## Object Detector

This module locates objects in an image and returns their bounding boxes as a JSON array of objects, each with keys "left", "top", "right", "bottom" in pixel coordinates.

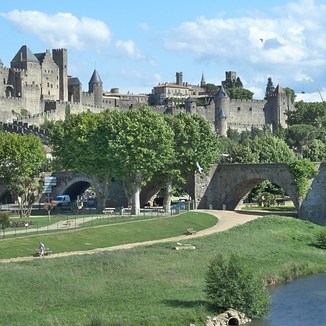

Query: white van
[{"left": 52, "top": 195, "right": 71, "bottom": 207}]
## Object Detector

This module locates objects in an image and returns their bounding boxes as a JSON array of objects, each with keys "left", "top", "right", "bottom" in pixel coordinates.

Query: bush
[
  {"left": 0, "top": 211, "right": 11, "bottom": 229},
  {"left": 316, "top": 230, "right": 326, "bottom": 249},
  {"left": 204, "top": 254, "right": 270, "bottom": 318}
]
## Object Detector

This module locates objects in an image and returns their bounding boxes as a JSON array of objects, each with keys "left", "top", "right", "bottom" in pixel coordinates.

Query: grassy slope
[
  {"left": 0, "top": 214, "right": 325, "bottom": 326},
  {"left": 0, "top": 212, "right": 216, "bottom": 259}
]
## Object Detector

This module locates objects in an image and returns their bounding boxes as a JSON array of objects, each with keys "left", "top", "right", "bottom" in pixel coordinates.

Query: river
[{"left": 247, "top": 273, "right": 326, "bottom": 326}]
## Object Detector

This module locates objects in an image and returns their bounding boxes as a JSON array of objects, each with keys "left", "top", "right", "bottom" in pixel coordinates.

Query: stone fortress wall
[{"left": 0, "top": 45, "right": 293, "bottom": 137}]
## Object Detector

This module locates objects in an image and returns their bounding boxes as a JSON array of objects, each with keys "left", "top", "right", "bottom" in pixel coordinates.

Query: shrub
[
  {"left": 316, "top": 230, "right": 326, "bottom": 249},
  {"left": 0, "top": 211, "right": 11, "bottom": 229},
  {"left": 204, "top": 254, "right": 271, "bottom": 318}
]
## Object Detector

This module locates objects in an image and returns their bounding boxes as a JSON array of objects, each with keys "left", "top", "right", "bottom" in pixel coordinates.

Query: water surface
[{"left": 248, "top": 273, "right": 326, "bottom": 326}]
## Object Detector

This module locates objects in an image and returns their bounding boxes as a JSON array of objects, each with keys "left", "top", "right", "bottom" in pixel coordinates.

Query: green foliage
[
  {"left": 65, "top": 103, "right": 71, "bottom": 117},
  {"left": 284, "top": 87, "right": 296, "bottom": 104},
  {"left": 287, "top": 101, "right": 326, "bottom": 127},
  {"left": 203, "top": 83, "right": 219, "bottom": 97},
  {"left": 285, "top": 124, "right": 319, "bottom": 157},
  {"left": 304, "top": 139, "right": 326, "bottom": 161},
  {"left": 20, "top": 108, "right": 30, "bottom": 116},
  {"left": 226, "top": 87, "right": 253, "bottom": 100},
  {"left": 264, "top": 77, "right": 275, "bottom": 99},
  {"left": 204, "top": 254, "right": 271, "bottom": 318},
  {"left": 0, "top": 211, "right": 10, "bottom": 229},
  {"left": 0, "top": 132, "right": 46, "bottom": 217},
  {"left": 288, "top": 159, "right": 318, "bottom": 198},
  {"left": 316, "top": 230, "right": 326, "bottom": 249},
  {"left": 228, "top": 135, "right": 295, "bottom": 163}
]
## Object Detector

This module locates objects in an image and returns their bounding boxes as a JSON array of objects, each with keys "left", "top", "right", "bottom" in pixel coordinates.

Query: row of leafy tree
[{"left": 1, "top": 95, "right": 325, "bottom": 217}]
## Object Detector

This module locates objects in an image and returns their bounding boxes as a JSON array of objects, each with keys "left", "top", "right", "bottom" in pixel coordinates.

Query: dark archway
[{"left": 62, "top": 181, "right": 91, "bottom": 201}]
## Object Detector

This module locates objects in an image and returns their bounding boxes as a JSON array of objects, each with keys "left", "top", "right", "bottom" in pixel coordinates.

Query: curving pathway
[{"left": 0, "top": 210, "right": 263, "bottom": 264}]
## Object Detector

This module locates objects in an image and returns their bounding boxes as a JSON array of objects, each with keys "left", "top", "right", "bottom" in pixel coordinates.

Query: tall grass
[{"left": 0, "top": 214, "right": 325, "bottom": 326}]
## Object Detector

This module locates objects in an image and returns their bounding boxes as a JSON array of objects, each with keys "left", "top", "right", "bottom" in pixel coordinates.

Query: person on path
[{"left": 39, "top": 242, "right": 45, "bottom": 258}]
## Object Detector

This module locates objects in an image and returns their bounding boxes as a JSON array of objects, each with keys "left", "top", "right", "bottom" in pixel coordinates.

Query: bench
[
  {"left": 34, "top": 249, "right": 53, "bottom": 257},
  {"left": 62, "top": 220, "right": 73, "bottom": 227},
  {"left": 103, "top": 207, "right": 116, "bottom": 215},
  {"left": 186, "top": 228, "right": 196, "bottom": 235}
]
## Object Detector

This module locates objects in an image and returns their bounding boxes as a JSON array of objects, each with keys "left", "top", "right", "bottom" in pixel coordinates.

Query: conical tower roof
[
  {"left": 274, "top": 84, "right": 285, "bottom": 94},
  {"left": 11, "top": 45, "right": 39, "bottom": 64},
  {"left": 215, "top": 84, "right": 228, "bottom": 99},
  {"left": 0, "top": 57, "right": 3, "bottom": 67},
  {"left": 89, "top": 69, "right": 103, "bottom": 85}
]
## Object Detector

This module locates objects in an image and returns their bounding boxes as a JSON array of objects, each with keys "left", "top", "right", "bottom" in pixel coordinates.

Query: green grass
[
  {"left": 242, "top": 205, "right": 296, "bottom": 212},
  {"left": 0, "top": 213, "right": 325, "bottom": 326},
  {"left": 0, "top": 212, "right": 216, "bottom": 259}
]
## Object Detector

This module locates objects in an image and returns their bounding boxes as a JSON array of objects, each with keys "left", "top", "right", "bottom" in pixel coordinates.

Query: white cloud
[
  {"left": 115, "top": 40, "right": 144, "bottom": 60},
  {"left": 1, "top": 10, "right": 111, "bottom": 50},
  {"left": 139, "top": 23, "right": 150, "bottom": 31},
  {"left": 163, "top": 1, "right": 326, "bottom": 86}
]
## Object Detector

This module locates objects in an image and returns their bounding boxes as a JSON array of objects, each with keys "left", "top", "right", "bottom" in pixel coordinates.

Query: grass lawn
[
  {"left": 0, "top": 212, "right": 216, "bottom": 259},
  {"left": 0, "top": 212, "right": 325, "bottom": 326}
]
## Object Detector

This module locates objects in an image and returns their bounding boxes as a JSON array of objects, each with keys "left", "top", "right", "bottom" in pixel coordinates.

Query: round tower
[
  {"left": 217, "top": 108, "right": 228, "bottom": 137},
  {"left": 185, "top": 97, "right": 196, "bottom": 114},
  {"left": 214, "top": 84, "right": 229, "bottom": 135},
  {"left": 88, "top": 69, "right": 103, "bottom": 107}
]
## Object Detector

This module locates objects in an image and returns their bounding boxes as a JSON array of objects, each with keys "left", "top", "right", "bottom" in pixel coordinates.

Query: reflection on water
[{"left": 248, "top": 273, "right": 326, "bottom": 326}]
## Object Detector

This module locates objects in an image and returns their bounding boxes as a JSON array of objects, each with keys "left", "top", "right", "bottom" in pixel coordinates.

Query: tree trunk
[
  {"left": 131, "top": 174, "right": 142, "bottom": 215},
  {"left": 163, "top": 179, "right": 173, "bottom": 213},
  {"left": 95, "top": 173, "right": 111, "bottom": 213}
]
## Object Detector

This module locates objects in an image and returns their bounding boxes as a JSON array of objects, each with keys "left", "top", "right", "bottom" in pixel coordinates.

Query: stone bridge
[
  {"left": 1, "top": 163, "right": 326, "bottom": 225},
  {"left": 194, "top": 163, "right": 326, "bottom": 225}
]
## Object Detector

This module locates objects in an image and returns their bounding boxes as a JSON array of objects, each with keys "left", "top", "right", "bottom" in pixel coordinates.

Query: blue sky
[{"left": 1, "top": 0, "right": 326, "bottom": 101}]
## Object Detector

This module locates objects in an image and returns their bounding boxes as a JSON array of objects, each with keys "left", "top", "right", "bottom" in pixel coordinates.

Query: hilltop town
[{"left": 0, "top": 45, "right": 293, "bottom": 138}]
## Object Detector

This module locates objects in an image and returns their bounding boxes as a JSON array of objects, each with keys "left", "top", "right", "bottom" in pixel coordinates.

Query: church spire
[{"left": 200, "top": 72, "right": 206, "bottom": 87}]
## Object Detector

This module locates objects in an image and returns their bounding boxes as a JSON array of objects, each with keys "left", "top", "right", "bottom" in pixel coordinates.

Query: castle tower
[
  {"left": 176, "top": 72, "right": 183, "bottom": 85},
  {"left": 88, "top": 69, "right": 103, "bottom": 107},
  {"left": 214, "top": 84, "right": 229, "bottom": 135},
  {"left": 10, "top": 45, "right": 41, "bottom": 107},
  {"left": 68, "top": 77, "right": 82, "bottom": 103},
  {"left": 185, "top": 97, "right": 196, "bottom": 114},
  {"left": 52, "top": 48, "right": 68, "bottom": 101},
  {"left": 265, "top": 84, "right": 289, "bottom": 132},
  {"left": 217, "top": 108, "right": 227, "bottom": 137}
]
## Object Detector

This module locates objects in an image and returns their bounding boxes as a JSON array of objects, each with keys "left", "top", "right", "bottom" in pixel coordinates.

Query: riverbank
[{"left": 0, "top": 211, "right": 325, "bottom": 326}]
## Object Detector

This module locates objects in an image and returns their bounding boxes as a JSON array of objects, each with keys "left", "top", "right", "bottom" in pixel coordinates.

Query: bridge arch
[
  {"left": 195, "top": 163, "right": 299, "bottom": 211},
  {"left": 50, "top": 171, "right": 95, "bottom": 201}
]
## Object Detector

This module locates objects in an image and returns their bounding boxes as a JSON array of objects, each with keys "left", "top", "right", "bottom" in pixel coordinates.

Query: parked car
[{"left": 52, "top": 195, "right": 71, "bottom": 207}]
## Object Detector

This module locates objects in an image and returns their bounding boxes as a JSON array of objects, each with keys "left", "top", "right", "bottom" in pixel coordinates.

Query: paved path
[{"left": 0, "top": 210, "right": 263, "bottom": 264}]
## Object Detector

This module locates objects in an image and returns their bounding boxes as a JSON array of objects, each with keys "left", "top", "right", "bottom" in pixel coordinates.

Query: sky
[{"left": 1, "top": 0, "right": 326, "bottom": 101}]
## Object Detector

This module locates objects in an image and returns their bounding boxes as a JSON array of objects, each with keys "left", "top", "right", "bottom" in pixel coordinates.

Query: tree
[
  {"left": 107, "top": 107, "right": 175, "bottom": 215},
  {"left": 0, "top": 132, "right": 46, "bottom": 217},
  {"left": 264, "top": 77, "right": 275, "bottom": 99},
  {"left": 228, "top": 135, "right": 296, "bottom": 163},
  {"left": 203, "top": 83, "right": 219, "bottom": 98},
  {"left": 160, "top": 113, "right": 221, "bottom": 211},
  {"left": 226, "top": 87, "right": 253, "bottom": 100},
  {"left": 304, "top": 139, "right": 326, "bottom": 161},
  {"left": 287, "top": 101, "right": 326, "bottom": 127},
  {"left": 50, "top": 111, "right": 111, "bottom": 210},
  {"left": 284, "top": 87, "right": 296, "bottom": 104},
  {"left": 285, "top": 124, "right": 319, "bottom": 157},
  {"left": 205, "top": 254, "right": 270, "bottom": 318}
]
